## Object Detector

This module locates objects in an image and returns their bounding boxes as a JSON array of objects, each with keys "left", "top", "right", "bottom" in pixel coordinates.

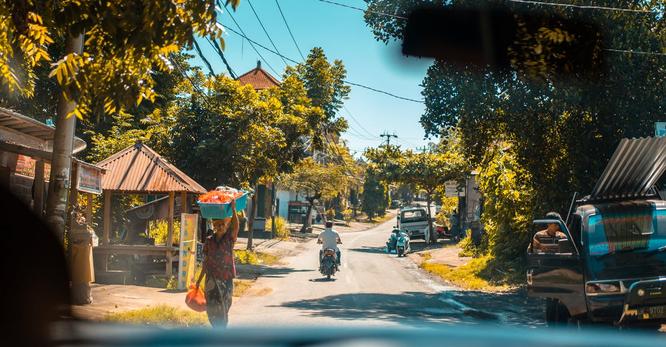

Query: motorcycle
[
  {"left": 386, "top": 229, "right": 410, "bottom": 257},
  {"left": 320, "top": 248, "right": 338, "bottom": 279},
  {"left": 396, "top": 232, "right": 410, "bottom": 257}
]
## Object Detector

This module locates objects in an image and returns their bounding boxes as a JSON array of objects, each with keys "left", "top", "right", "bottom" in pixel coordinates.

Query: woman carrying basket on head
[{"left": 195, "top": 199, "right": 239, "bottom": 327}]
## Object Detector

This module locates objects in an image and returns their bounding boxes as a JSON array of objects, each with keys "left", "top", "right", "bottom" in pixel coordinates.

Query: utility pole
[
  {"left": 380, "top": 132, "right": 398, "bottom": 146},
  {"left": 45, "top": 33, "right": 84, "bottom": 243}
]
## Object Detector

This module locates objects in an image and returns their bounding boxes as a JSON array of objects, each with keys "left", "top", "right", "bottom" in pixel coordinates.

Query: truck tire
[{"left": 545, "top": 299, "right": 570, "bottom": 326}]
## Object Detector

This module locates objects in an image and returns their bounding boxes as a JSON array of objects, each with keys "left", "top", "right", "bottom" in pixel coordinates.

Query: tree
[
  {"left": 361, "top": 169, "right": 388, "bottom": 220},
  {"left": 400, "top": 150, "right": 464, "bottom": 242},
  {"left": 280, "top": 158, "right": 352, "bottom": 232},
  {"left": 0, "top": 0, "right": 239, "bottom": 240},
  {"left": 284, "top": 47, "right": 351, "bottom": 145}
]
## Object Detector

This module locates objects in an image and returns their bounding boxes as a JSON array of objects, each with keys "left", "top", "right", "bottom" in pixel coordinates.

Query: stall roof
[
  {"left": 97, "top": 142, "right": 206, "bottom": 194},
  {"left": 590, "top": 137, "right": 666, "bottom": 201},
  {"left": 0, "top": 107, "right": 86, "bottom": 153}
]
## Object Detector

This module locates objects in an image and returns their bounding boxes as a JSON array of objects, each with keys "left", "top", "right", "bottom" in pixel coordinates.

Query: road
[{"left": 230, "top": 217, "right": 543, "bottom": 328}]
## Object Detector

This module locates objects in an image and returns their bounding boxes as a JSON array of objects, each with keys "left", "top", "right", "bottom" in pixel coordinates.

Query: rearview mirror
[{"left": 402, "top": 7, "right": 605, "bottom": 79}]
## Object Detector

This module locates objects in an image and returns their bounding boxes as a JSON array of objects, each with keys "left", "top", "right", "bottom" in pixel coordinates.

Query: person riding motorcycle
[{"left": 318, "top": 221, "right": 342, "bottom": 268}]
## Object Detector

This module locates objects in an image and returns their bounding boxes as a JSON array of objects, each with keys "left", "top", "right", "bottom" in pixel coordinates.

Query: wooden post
[
  {"left": 103, "top": 191, "right": 111, "bottom": 245},
  {"left": 166, "top": 191, "right": 175, "bottom": 276},
  {"left": 33, "top": 159, "right": 45, "bottom": 216},
  {"left": 86, "top": 193, "right": 93, "bottom": 229},
  {"left": 180, "top": 191, "right": 188, "bottom": 214}
]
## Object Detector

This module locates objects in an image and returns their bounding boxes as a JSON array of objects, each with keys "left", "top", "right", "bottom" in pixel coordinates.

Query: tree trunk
[
  {"left": 426, "top": 193, "right": 437, "bottom": 243},
  {"left": 246, "top": 191, "right": 257, "bottom": 250},
  {"left": 270, "top": 183, "right": 276, "bottom": 239},
  {"left": 300, "top": 199, "right": 314, "bottom": 233},
  {"left": 45, "top": 34, "right": 84, "bottom": 243}
]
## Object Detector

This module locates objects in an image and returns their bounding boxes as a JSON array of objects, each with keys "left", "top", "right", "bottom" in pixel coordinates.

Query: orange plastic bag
[{"left": 185, "top": 285, "right": 206, "bottom": 312}]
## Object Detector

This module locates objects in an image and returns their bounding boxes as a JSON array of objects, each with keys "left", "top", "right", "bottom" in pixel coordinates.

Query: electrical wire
[
  {"left": 206, "top": 37, "right": 238, "bottom": 78},
  {"left": 223, "top": 25, "right": 426, "bottom": 103},
  {"left": 247, "top": 0, "right": 289, "bottom": 67},
  {"left": 507, "top": 0, "right": 652, "bottom": 13},
  {"left": 316, "top": 0, "right": 407, "bottom": 20},
  {"left": 218, "top": 0, "right": 281, "bottom": 76},
  {"left": 275, "top": 0, "right": 306, "bottom": 61}
]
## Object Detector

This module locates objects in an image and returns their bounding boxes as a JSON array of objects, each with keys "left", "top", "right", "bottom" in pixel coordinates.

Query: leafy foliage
[
  {"left": 361, "top": 169, "right": 388, "bottom": 220},
  {"left": 0, "top": 0, "right": 240, "bottom": 118},
  {"left": 284, "top": 47, "right": 350, "bottom": 146}
]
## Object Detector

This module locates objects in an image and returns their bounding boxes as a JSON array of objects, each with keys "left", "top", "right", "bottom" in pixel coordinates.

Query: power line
[
  {"left": 604, "top": 48, "right": 666, "bottom": 56},
  {"left": 205, "top": 37, "right": 237, "bottom": 78},
  {"left": 275, "top": 0, "right": 306, "bottom": 61},
  {"left": 316, "top": 0, "right": 407, "bottom": 20},
  {"left": 344, "top": 80, "right": 424, "bottom": 103},
  {"left": 507, "top": 0, "right": 652, "bottom": 13},
  {"left": 343, "top": 106, "right": 377, "bottom": 139},
  {"left": 223, "top": 25, "right": 425, "bottom": 103},
  {"left": 247, "top": 0, "right": 289, "bottom": 67},
  {"left": 218, "top": 0, "right": 281, "bottom": 76},
  {"left": 192, "top": 39, "right": 215, "bottom": 76}
]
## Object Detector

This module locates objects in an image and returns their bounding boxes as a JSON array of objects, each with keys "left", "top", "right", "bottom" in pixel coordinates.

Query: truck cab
[
  {"left": 527, "top": 137, "right": 666, "bottom": 326},
  {"left": 397, "top": 207, "right": 431, "bottom": 243}
]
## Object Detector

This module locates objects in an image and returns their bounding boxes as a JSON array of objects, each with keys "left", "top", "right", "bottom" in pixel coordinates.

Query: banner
[{"left": 177, "top": 213, "right": 199, "bottom": 290}]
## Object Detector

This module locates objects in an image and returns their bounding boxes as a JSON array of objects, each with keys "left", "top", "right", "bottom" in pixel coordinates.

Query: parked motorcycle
[
  {"left": 386, "top": 229, "right": 410, "bottom": 257},
  {"left": 396, "top": 232, "right": 410, "bottom": 257},
  {"left": 320, "top": 248, "right": 338, "bottom": 279}
]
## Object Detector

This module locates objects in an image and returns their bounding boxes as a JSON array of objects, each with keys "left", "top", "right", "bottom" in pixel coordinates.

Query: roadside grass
[
  {"left": 105, "top": 304, "right": 208, "bottom": 327},
  {"left": 418, "top": 253, "right": 513, "bottom": 292},
  {"left": 235, "top": 250, "right": 280, "bottom": 266},
  {"left": 233, "top": 279, "right": 253, "bottom": 297}
]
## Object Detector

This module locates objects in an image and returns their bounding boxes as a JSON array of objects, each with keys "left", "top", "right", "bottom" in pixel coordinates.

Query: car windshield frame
[{"left": 400, "top": 209, "right": 428, "bottom": 223}]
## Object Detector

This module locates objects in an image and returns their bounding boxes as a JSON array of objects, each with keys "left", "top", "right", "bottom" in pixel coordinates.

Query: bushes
[
  {"left": 104, "top": 304, "right": 208, "bottom": 327},
  {"left": 149, "top": 219, "right": 180, "bottom": 246},
  {"left": 272, "top": 216, "right": 290, "bottom": 240},
  {"left": 341, "top": 208, "right": 353, "bottom": 224}
]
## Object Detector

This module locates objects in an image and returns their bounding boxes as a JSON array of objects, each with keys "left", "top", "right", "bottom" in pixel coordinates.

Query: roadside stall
[
  {"left": 94, "top": 142, "right": 207, "bottom": 281},
  {"left": 0, "top": 107, "right": 104, "bottom": 304}
]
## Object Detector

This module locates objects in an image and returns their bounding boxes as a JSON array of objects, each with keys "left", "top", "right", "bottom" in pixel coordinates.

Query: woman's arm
[{"left": 230, "top": 199, "right": 240, "bottom": 242}]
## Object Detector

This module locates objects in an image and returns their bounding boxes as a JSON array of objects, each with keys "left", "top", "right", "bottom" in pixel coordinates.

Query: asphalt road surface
[{"left": 229, "top": 217, "right": 543, "bottom": 328}]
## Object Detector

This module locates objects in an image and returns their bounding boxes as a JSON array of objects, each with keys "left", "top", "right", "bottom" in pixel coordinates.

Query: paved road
[{"left": 230, "top": 217, "right": 543, "bottom": 328}]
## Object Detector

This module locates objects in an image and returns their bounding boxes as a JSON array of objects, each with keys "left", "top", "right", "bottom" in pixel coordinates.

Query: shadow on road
[
  {"left": 348, "top": 246, "right": 387, "bottom": 254},
  {"left": 237, "top": 264, "right": 313, "bottom": 279},
  {"left": 309, "top": 278, "right": 338, "bottom": 282},
  {"left": 277, "top": 290, "right": 544, "bottom": 327}
]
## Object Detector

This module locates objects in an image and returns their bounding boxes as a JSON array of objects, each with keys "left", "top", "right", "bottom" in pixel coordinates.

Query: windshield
[
  {"left": 586, "top": 208, "right": 666, "bottom": 256},
  {"left": 2, "top": 0, "right": 666, "bottom": 343},
  {"left": 400, "top": 210, "right": 428, "bottom": 222}
]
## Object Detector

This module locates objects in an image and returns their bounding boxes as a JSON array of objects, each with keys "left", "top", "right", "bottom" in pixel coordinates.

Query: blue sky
[{"left": 189, "top": 0, "right": 434, "bottom": 156}]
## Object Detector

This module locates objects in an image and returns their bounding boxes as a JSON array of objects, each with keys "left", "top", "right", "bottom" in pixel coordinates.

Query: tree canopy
[{"left": 0, "top": 0, "right": 240, "bottom": 118}]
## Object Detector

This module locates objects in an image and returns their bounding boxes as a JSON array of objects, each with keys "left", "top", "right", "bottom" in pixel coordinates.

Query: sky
[{"left": 188, "top": 0, "right": 435, "bottom": 156}]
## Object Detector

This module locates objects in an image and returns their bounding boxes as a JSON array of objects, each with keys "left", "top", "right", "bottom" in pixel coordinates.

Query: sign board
[
  {"left": 444, "top": 180, "right": 460, "bottom": 197},
  {"left": 77, "top": 162, "right": 103, "bottom": 195},
  {"left": 656, "top": 122, "right": 666, "bottom": 137},
  {"left": 178, "top": 213, "right": 199, "bottom": 290}
]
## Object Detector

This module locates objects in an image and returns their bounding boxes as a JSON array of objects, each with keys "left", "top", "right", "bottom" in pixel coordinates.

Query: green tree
[
  {"left": 361, "top": 169, "right": 388, "bottom": 220},
  {"left": 280, "top": 158, "right": 352, "bottom": 232},
  {"left": 400, "top": 150, "right": 465, "bottom": 242},
  {"left": 284, "top": 47, "right": 350, "bottom": 146}
]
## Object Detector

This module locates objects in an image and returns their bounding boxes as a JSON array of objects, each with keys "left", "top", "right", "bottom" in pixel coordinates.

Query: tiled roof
[
  {"left": 97, "top": 142, "right": 206, "bottom": 193},
  {"left": 236, "top": 61, "right": 281, "bottom": 90}
]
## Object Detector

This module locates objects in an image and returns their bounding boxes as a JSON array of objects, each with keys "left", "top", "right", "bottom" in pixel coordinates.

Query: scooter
[
  {"left": 320, "top": 248, "right": 338, "bottom": 279},
  {"left": 396, "top": 232, "right": 410, "bottom": 257}
]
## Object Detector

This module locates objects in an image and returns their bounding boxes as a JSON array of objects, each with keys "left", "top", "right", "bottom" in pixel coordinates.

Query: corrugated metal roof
[
  {"left": 97, "top": 142, "right": 206, "bottom": 193},
  {"left": 236, "top": 61, "right": 281, "bottom": 90},
  {"left": 590, "top": 137, "right": 666, "bottom": 201},
  {"left": 0, "top": 107, "right": 86, "bottom": 153}
]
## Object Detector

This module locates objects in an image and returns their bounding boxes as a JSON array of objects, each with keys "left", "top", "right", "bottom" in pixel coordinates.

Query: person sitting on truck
[{"left": 533, "top": 212, "right": 568, "bottom": 253}]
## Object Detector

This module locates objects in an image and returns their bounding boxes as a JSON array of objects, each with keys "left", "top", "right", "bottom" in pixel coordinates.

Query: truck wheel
[{"left": 545, "top": 299, "right": 571, "bottom": 326}]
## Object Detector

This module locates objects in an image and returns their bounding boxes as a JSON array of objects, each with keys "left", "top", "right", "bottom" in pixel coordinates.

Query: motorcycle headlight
[{"left": 586, "top": 281, "right": 623, "bottom": 295}]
